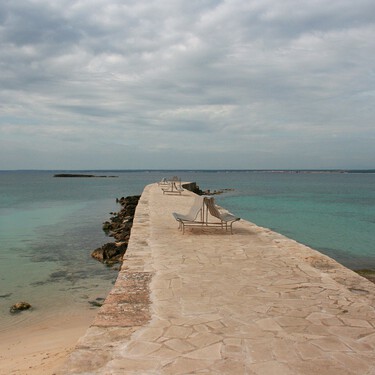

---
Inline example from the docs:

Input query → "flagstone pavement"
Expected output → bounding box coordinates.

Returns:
[58,183,375,374]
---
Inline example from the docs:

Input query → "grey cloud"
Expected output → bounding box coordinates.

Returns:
[0,0,374,169]
[1,1,81,46]
[54,104,123,118]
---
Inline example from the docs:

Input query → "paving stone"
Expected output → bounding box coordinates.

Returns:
[132,327,164,342]
[290,358,359,375]
[272,339,301,362]
[212,359,247,374]
[311,337,350,351]
[152,288,174,300]
[163,357,211,375]
[331,352,375,374]
[275,316,309,327]
[123,340,162,357]
[223,337,242,347]
[328,325,375,339]
[187,332,222,348]
[164,338,196,353]
[108,358,160,372]
[183,342,222,360]
[341,317,373,328]
[256,317,283,332]
[245,340,275,363]
[296,341,326,360]
[164,325,193,339]
[247,360,297,375]
[150,345,181,364]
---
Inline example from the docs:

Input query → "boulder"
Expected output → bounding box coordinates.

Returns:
[91,242,128,264]
[10,301,32,313]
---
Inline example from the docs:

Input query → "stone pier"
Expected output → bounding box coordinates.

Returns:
[58,183,375,374]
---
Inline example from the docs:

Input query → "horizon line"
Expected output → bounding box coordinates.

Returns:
[1,168,374,173]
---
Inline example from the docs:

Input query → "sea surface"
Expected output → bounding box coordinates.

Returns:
[0,170,374,331]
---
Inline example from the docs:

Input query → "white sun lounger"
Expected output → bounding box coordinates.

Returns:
[161,177,184,195]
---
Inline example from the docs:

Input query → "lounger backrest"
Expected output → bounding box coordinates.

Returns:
[188,196,204,219]
[204,197,222,219]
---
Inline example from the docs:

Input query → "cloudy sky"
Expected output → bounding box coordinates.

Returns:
[1,0,374,170]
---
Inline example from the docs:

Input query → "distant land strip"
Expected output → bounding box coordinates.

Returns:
[54,174,118,178]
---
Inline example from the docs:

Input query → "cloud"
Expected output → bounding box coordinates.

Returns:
[0,0,374,169]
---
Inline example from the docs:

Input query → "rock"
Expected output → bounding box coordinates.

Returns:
[102,221,113,232]
[202,188,235,195]
[10,301,32,313]
[91,242,128,264]
[88,300,103,307]
[92,195,140,265]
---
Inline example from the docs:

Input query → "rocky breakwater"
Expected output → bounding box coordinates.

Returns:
[91,195,140,265]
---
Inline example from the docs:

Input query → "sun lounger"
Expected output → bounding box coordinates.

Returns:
[172,195,240,234]
[172,196,205,233]
[158,177,169,186]
[161,177,184,195]
[204,197,240,234]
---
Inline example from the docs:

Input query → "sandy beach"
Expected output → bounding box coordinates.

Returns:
[0,309,98,375]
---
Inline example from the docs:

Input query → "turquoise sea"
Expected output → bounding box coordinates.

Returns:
[0,170,374,331]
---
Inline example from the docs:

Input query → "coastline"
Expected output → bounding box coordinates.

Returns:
[3,181,374,374]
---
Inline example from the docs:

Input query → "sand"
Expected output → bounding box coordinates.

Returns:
[0,309,98,375]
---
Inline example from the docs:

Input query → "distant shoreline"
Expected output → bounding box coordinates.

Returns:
[54,174,118,178]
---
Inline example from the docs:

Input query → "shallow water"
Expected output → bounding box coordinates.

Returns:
[0,170,374,331]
